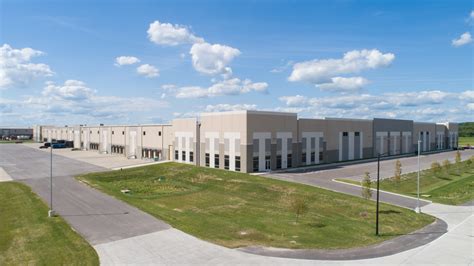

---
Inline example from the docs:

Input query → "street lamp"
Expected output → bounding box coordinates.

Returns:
[415,140,421,213]
[48,145,54,217]
[375,151,389,236]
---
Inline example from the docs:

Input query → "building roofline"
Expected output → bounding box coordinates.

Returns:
[200,110,297,117]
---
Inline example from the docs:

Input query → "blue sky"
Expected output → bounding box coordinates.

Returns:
[1,0,472,126]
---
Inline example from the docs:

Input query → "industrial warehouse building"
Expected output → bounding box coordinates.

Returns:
[35,110,459,173]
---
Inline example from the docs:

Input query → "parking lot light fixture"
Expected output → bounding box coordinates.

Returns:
[415,140,421,214]
[48,146,54,217]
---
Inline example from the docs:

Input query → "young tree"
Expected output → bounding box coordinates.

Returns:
[431,161,442,176]
[442,159,451,171]
[290,196,309,224]
[394,160,402,184]
[455,151,462,165]
[361,172,373,201]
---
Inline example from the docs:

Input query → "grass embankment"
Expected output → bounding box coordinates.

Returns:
[339,158,474,205]
[78,162,434,249]
[0,182,99,265]
[458,137,474,147]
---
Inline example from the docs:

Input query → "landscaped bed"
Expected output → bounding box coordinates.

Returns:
[77,162,434,249]
[0,182,99,265]
[338,156,474,205]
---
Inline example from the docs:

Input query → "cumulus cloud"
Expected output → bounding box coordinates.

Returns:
[147,20,203,46]
[0,44,54,88]
[452,32,472,47]
[204,103,257,112]
[317,77,369,92]
[42,80,95,100]
[115,56,140,66]
[288,49,394,93]
[277,90,472,122]
[174,78,268,98]
[136,64,159,78]
[189,42,241,75]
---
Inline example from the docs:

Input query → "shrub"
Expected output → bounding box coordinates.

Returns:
[455,151,461,165]
[361,172,373,201]
[431,162,442,175]
[289,196,309,224]
[394,160,402,184]
[442,159,451,170]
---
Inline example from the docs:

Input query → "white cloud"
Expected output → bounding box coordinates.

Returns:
[42,80,95,100]
[115,56,140,66]
[175,78,268,98]
[460,90,474,101]
[136,64,159,78]
[190,42,240,75]
[147,20,203,46]
[452,32,472,47]
[466,103,474,111]
[0,44,54,88]
[288,49,394,93]
[278,95,309,107]
[317,77,369,92]
[204,104,257,112]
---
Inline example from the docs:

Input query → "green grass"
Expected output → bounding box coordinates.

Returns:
[77,162,434,249]
[0,140,34,144]
[459,137,474,147]
[338,160,474,205]
[0,182,99,265]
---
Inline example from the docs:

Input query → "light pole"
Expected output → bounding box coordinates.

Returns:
[48,145,54,217]
[415,140,421,213]
[376,153,381,236]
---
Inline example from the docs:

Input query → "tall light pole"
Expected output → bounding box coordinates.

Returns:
[376,153,381,236]
[415,140,421,213]
[48,146,54,217]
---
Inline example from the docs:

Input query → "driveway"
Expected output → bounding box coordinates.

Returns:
[1,144,472,265]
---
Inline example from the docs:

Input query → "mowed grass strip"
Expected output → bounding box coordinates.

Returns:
[77,162,434,249]
[338,158,474,205]
[458,137,474,147]
[0,182,98,266]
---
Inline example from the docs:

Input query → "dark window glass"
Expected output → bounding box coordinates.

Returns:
[302,153,306,163]
[143,131,146,136]
[97,131,99,134]
[205,153,210,167]
[214,154,219,168]
[253,156,259,171]
[190,152,194,162]
[276,155,282,169]
[287,154,292,168]
[175,150,179,160]
[182,151,186,161]
[343,132,348,137]
[122,131,125,135]
[355,132,360,136]
[319,152,323,161]
[235,156,241,171]
[224,155,229,169]
[311,152,315,163]
[158,131,162,136]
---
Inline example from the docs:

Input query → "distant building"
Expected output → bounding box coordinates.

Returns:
[0,127,33,140]
[38,110,459,173]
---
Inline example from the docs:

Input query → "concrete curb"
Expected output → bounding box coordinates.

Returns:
[111,160,171,170]
[332,178,432,204]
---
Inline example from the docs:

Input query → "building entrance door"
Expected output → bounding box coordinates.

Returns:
[265,159,271,171]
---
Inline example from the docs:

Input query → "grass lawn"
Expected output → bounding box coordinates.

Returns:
[338,159,474,205]
[458,137,474,147]
[77,162,434,249]
[0,140,34,144]
[0,182,98,265]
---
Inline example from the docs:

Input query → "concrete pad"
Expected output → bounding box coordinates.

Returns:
[0,167,12,182]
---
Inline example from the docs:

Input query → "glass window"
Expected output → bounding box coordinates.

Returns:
[355,132,360,137]
[224,155,229,170]
[343,132,348,137]
[175,150,179,160]
[253,139,259,154]
[190,152,194,162]
[182,151,186,161]
[287,154,292,168]
[122,131,124,135]
[143,131,146,136]
[235,156,241,171]
[253,156,259,171]
[205,153,210,167]
[214,154,219,168]
[302,153,306,163]
[276,155,282,169]
[319,152,323,162]
[112,131,114,135]
[158,131,162,136]
[311,152,315,163]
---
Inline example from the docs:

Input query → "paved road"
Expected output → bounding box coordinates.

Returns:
[264,149,474,209]
[0,144,170,245]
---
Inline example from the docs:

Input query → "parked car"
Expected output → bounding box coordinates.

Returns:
[52,143,66,149]
[39,142,51,149]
